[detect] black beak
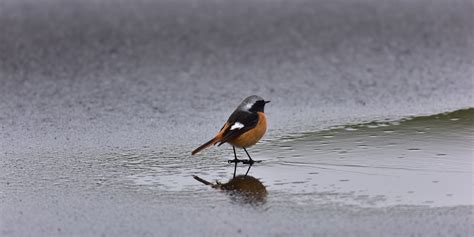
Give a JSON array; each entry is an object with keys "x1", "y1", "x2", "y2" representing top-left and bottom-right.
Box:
[{"x1": 264, "y1": 101, "x2": 270, "y2": 104}]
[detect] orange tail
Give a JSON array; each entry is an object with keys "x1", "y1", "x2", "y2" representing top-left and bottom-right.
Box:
[{"x1": 192, "y1": 137, "x2": 219, "y2": 155}]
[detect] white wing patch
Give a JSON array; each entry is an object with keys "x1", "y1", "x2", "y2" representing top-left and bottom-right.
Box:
[{"x1": 230, "y1": 122, "x2": 244, "y2": 130}]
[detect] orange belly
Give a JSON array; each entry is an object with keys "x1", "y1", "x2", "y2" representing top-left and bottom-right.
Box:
[{"x1": 229, "y1": 112, "x2": 267, "y2": 148}]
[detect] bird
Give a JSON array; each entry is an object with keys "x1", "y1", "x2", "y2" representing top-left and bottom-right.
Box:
[{"x1": 192, "y1": 95, "x2": 270, "y2": 177}]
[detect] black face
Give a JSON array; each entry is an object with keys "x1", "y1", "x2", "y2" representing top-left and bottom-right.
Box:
[{"x1": 249, "y1": 100, "x2": 270, "y2": 113}]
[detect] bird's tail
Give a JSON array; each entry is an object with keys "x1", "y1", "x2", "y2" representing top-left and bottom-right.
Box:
[{"x1": 192, "y1": 137, "x2": 220, "y2": 155}]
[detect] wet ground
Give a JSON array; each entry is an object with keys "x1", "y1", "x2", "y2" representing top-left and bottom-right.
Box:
[
  {"x1": 1, "y1": 109, "x2": 473, "y2": 236},
  {"x1": 1, "y1": 0, "x2": 474, "y2": 236}
]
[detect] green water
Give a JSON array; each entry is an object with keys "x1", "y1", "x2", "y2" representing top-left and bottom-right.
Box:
[{"x1": 253, "y1": 108, "x2": 474, "y2": 206}]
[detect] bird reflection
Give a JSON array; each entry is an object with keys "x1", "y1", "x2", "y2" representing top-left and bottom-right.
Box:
[{"x1": 193, "y1": 174, "x2": 267, "y2": 204}]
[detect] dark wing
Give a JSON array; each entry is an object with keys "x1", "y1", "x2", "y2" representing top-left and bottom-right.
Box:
[{"x1": 217, "y1": 110, "x2": 259, "y2": 146}]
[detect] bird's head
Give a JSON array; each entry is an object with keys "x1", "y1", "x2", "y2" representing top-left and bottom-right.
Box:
[{"x1": 239, "y1": 95, "x2": 270, "y2": 113}]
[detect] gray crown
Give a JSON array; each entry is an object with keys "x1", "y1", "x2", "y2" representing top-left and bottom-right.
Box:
[{"x1": 238, "y1": 95, "x2": 264, "y2": 111}]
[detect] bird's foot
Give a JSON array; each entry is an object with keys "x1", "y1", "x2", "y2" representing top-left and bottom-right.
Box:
[
  {"x1": 227, "y1": 159, "x2": 262, "y2": 164},
  {"x1": 228, "y1": 158, "x2": 244, "y2": 164}
]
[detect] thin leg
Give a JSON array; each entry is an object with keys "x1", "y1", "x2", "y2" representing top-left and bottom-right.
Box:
[
  {"x1": 232, "y1": 146, "x2": 238, "y2": 178},
  {"x1": 243, "y1": 147, "x2": 254, "y2": 162},
  {"x1": 243, "y1": 147, "x2": 254, "y2": 176}
]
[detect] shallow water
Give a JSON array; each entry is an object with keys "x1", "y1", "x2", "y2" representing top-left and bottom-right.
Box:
[
  {"x1": 123, "y1": 109, "x2": 474, "y2": 207},
  {"x1": 259, "y1": 109, "x2": 474, "y2": 206}
]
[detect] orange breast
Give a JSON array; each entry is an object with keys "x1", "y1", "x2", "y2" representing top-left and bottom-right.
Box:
[{"x1": 229, "y1": 112, "x2": 267, "y2": 148}]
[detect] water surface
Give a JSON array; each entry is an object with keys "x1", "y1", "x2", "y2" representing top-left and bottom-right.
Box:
[{"x1": 125, "y1": 109, "x2": 474, "y2": 207}]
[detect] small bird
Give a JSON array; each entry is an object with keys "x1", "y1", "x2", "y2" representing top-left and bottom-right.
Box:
[{"x1": 192, "y1": 95, "x2": 270, "y2": 176}]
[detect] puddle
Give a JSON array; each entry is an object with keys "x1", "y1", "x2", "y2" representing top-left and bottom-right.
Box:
[{"x1": 119, "y1": 109, "x2": 474, "y2": 207}]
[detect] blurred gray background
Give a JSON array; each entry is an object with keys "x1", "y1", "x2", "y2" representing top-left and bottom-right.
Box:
[{"x1": 1, "y1": 0, "x2": 473, "y2": 153}]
